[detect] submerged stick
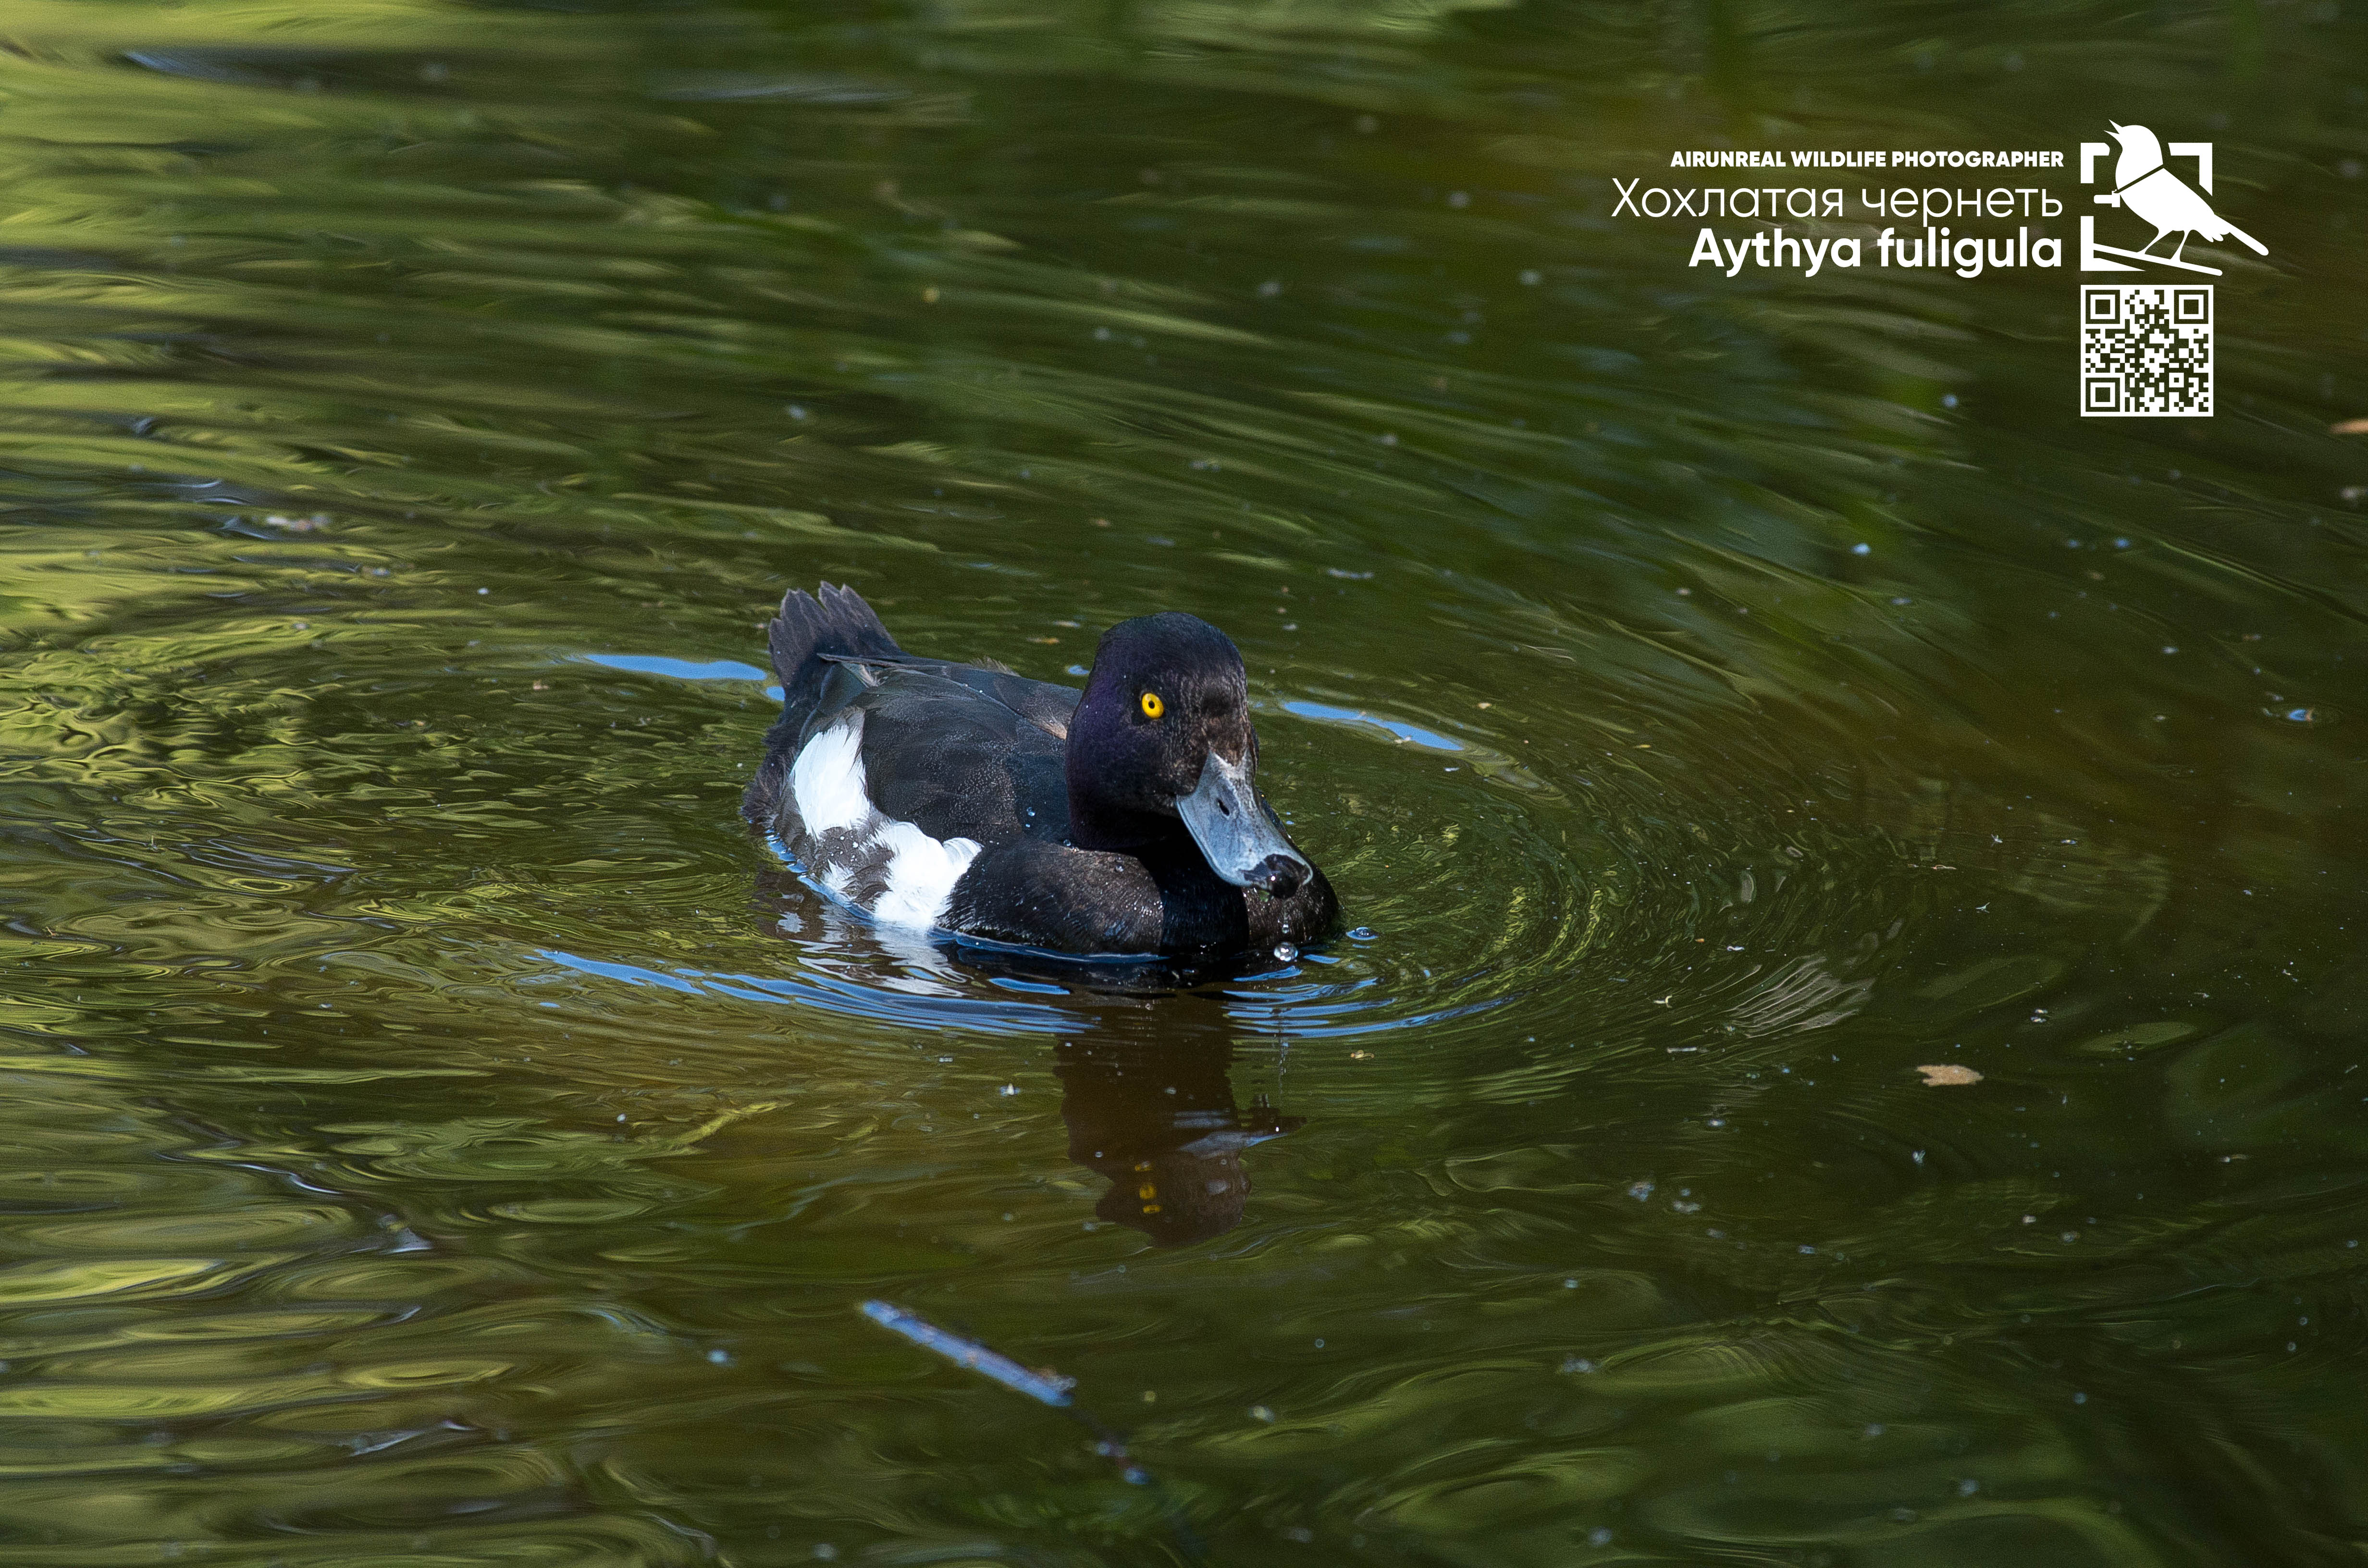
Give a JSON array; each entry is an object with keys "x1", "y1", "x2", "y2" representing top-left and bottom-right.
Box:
[
  {"x1": 859, "y1": 1298, "x2": 1077, "y2": 1408},
  {"x1": 856, "y1": 1299, "x2": 1153, "y2": 1486}
]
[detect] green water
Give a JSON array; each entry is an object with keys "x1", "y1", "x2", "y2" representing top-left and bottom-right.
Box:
[{"x1": 3, "y1": 0, "x2": 2367, "y2": 1561}]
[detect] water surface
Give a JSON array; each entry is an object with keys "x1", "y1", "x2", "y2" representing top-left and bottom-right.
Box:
[{"x1": 3, "y1": 1, "x2": 2368, "y2": 1563}]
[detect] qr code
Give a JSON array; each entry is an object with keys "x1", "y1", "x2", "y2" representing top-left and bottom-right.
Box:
[{"x1": 2081, "y1": 285, "x2": 2211, "y2": 417}]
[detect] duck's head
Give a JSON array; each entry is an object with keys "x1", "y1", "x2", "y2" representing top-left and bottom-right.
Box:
[{"x1": 1065, "y1": 612, "x2": 1312, "y2": 897}]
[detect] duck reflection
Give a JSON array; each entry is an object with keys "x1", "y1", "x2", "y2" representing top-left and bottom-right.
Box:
[
  {"x1": 1058, "y1": 1033, "x2": 1300, "y2": 1247},
  {"x1": 751, "y1": 864, "x2": 1307, "y2": 1244}
]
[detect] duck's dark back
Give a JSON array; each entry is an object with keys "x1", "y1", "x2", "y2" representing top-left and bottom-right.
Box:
[
  {"x1": 747, "y1": 659, "x2": 1078, "y2": 850},
  {"x1": 836, "y1": 667, "x2": 1075, "y2": 846}
]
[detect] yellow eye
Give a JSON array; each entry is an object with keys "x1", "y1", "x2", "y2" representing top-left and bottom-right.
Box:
[{"x1": 1139, "y1": 691, "x2": 1165, "y2": 719}]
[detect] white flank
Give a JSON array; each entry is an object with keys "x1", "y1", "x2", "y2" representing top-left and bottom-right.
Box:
[
  {"x1": 871, "y1": 823, "x2": 983, "y2": 930},
  {"x1": 789, "y1": 714, "x2": 871, "y2": 832},
  {"x1": 784, "y1": 710, "x2": 979, "y2": 931}
]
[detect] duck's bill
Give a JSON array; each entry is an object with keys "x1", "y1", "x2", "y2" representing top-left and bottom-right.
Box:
[{"x1": 1177, "y1": 750, "x2": 1312, "y2": 898}]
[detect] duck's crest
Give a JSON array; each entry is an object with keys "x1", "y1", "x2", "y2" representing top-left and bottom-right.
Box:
[{"x1": 767, "y1": 582, "x2": 901, "y2": 719}]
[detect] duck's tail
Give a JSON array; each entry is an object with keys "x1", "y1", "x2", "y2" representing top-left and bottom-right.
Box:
[{"x1": 766, "y1": 581, "x2": 902, "y2": 723}]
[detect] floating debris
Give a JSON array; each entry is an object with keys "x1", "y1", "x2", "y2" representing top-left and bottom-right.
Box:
[
  {"x1": 858, "y1": 1300, "x2": 1073, "y2": 1407},
  {"x1": 857, "y1": 1300, "x2": 1166, "y2": 1496},
  {"x1": 1916, "y1": 1064, "x2": 1984, "y2": 1087}
]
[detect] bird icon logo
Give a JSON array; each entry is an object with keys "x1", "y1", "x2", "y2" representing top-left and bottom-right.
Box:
[{"x1": 2082, "y1": 123, "x2": 2266, "y2": 275}]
